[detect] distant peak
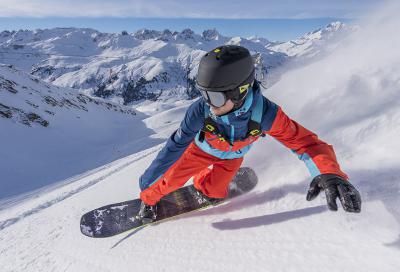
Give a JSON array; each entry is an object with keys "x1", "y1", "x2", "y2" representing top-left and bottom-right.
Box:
[
  {"x1": 202, "y1": 28, "x2": 220, "y2": 41},
  {"x1": 181, "y1": 28, "x2": 194, "y2": 34},
  {"x1": 133, "y1": 28, "x2": 162, "y2": 40},
  {"x1": 325, "y1": 21, "x2": 346, "y2": 31},
  {"x1": 162, "y1": 29, "x2": 172, "y2": 35},
  {"x1": 302, "y1": 21, "x2": 347, "y2": 38}
]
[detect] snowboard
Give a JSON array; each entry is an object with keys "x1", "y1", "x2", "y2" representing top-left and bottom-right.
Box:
[{"x1": 80, "y1": 167, "x2": 258, "y2": 238}]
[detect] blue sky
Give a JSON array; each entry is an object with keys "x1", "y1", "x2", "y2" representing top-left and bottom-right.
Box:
[{"x1": 0, "y1": 0, "x2": 385, "y2": 41}]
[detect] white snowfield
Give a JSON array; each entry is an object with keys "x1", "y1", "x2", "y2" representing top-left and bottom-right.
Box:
[
  {"x1": 1, "y1": 3, "x2": 400, "y2": 272},
  {"x1": 0, "y1": 64, "x2": 165, "y2": 200}
]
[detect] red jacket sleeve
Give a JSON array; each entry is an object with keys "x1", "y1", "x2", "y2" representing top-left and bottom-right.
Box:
[{"x1": 265, "y1": 106, "x2": 349, "y2": 181}]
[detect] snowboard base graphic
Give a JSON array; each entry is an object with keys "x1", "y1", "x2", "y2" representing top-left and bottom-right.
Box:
[{"x1": 80, "y1": 167, "x2": 258, "y2": 238}]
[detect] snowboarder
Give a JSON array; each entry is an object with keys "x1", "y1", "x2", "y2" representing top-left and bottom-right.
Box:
[{"x1": 137, "y1": 45, "x2": 361, "y2": 223}]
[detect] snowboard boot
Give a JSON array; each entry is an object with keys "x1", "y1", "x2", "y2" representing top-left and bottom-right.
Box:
[
  {"x1": 193, "y1": 188, "x2": 221, "y2": 206},
  {"x1": 136, "y1": 201, "x2": 157, "y2": 224}
]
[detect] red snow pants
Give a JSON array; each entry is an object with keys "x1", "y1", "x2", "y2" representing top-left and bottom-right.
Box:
[{"x1": 140, "y1": 142, "x2": 243, "y2": 205}]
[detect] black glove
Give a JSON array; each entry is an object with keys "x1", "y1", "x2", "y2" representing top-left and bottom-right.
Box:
[{"x1": 306, "y1": 174, "x2": 361, "y2": 213}]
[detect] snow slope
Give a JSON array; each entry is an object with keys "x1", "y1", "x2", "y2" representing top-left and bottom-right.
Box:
[
  {"x1": 0, "y1": 64, "x2": 163, "y2": 200},
  {"x1": 1, "y1": 3, "x2": 400, "y2": 272}
]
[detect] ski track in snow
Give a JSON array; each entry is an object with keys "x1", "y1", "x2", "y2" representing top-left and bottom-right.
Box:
[{"x1": 0, "y1": 144, "x2": 163, "y2": 231}]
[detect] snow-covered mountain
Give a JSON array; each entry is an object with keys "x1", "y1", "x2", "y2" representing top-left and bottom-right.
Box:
[
  {"x1": 0, "y1": 27, "x2": 282, "y2": 105},
  {"x1": 0, "y1": 23, "x2": 349, "y2": 107},
  {"x1": 261, "y1": 21, "x2": 357, "y2": 88},
  {"x1": 0, "y1": 19, "x2": 365, "y2": 211},
  {"x1": 0, "y1": 64, "x2": 135, "y2": 127},
  {"x1": 2, "y1": 8, "x2": 399, "y2": 270},
  {"x1": 267, "y1": 21, "x2": 356, "y2": 58},
  {"x1": 0, "y1": 64, "x2": 166, "y2": 199},
  {"x1": 0, "y1": 4, "x2": 399, "y2": 269}
]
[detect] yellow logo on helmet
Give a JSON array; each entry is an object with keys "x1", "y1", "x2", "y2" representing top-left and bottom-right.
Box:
[
  {"x1": 214, "y1": 48, "x2": 221, "y2": 53},
  {"x1": 239, "y1": 84, "x2": 250, "y2": 93}
]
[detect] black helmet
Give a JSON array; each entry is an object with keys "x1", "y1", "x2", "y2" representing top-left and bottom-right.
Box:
[{"x1": 196, "y1": 45, "x2": 255, "y2": 108}]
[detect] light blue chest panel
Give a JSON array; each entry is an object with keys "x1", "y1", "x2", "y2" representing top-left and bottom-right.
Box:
[{"x1": 194, "y1": 89, "x2": 264, "y2": 159}]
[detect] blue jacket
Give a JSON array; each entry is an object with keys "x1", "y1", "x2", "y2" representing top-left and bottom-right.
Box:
[{"x1": 139, "y1": 84, "x2": 278, "y2": 190}]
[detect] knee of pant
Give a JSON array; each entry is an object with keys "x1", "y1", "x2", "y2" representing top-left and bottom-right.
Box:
[{"x1": 194, "y1": 168, "x2": 212, "y2": 183}]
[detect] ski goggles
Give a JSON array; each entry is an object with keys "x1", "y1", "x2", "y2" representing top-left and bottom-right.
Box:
[
  {"x1": 199, "y1": 83, "x2": 250, "y2": 108},
  {"x1": 199, "y1": 90, "x2": 229, "y2": 107}
]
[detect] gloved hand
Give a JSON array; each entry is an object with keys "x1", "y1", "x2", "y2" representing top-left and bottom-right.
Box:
[{"x1": 306, "y1": 174, "x2": 361, "y2": 213}]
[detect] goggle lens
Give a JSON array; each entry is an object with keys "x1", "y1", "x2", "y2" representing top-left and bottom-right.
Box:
[{"x1": 199, "y1": 90, "x2": 226, "y2": 107}]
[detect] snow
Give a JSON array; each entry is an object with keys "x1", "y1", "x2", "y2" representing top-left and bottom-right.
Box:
[
  {"x1": 1, "y1": 2, "x2": 400, "y2": 271},
  {"x1": 268, "y1": 21, "x2": 356, "y2": 59},
  {"x1": 0, "y1": 20, "x2": 350, "y2": 108},
  {"x1": 0, "y1": 65, "x2": 164, "y2": 200},
  {"x1": 1, "y1": 25, "x2": 290, "y2": 105}
]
